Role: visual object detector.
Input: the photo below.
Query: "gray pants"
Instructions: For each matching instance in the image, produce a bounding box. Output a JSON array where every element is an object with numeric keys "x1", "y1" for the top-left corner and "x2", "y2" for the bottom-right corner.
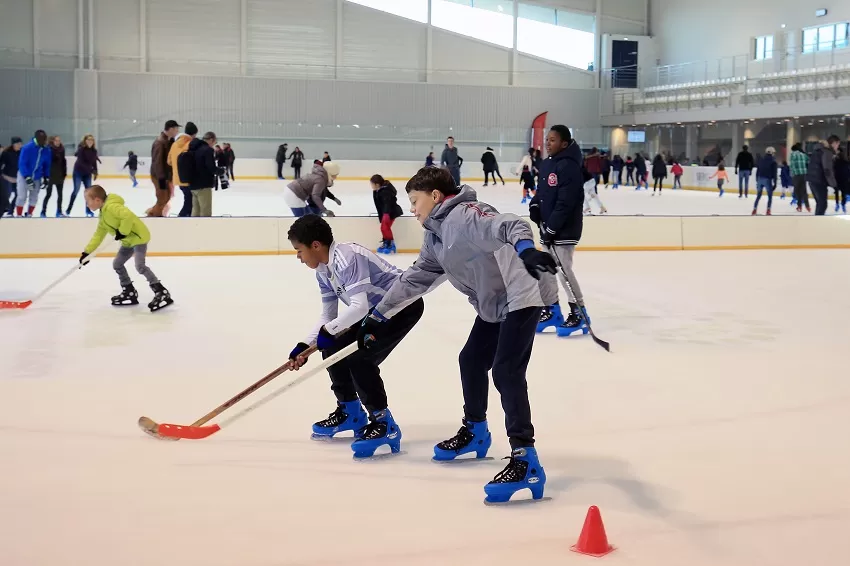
[
  {"x1": 114, "y1": 244, "x2": 159, "y2": 287},
  {"x1": 547, "y1": 244, "x2": 584, "y2": 306},
  {"x1": 16, "y1": 173, "x2": 40, "y2": 207}
]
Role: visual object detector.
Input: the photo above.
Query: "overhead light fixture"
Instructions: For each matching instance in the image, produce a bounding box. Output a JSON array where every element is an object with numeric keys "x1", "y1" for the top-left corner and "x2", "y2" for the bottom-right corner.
[
  {"x1": 632, "y1": 124, "x2": 637, "y2": 126},
  {"x1": 781, "y1": 24, "x2": 786, "y2": 28},
  {"x1": 819, "y1": 119, "x2": 824, "y2": 122},
  {"x1": 624, "y1": 37, "x2": 629, "y2": 41},
  {"x1": 676, "y1": 122, "x2": 682, "y2": 125},
  {"x1": 793, "y1": 116, "x2": 800, "y2": 119}
]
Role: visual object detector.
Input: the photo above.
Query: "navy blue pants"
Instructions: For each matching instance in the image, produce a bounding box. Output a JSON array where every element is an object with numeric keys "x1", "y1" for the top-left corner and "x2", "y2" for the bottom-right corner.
[{"x1": 458, "y1": 306, "x2": 541, "y2": 448}]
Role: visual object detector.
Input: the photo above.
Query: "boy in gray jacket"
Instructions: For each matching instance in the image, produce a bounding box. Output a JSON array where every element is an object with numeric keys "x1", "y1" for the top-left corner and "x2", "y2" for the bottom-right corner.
[{"x1": 357, "y1": 166, "x2": 557, "y2": 504}]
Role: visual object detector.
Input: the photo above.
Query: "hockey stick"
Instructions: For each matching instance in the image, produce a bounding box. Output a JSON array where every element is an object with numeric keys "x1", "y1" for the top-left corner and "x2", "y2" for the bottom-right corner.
[
  {"x1": 138, "y1": 341, "x2": 359, "y2": 440},
  {"x1": 0, "y1": 248, "x2": 103, "y2": 310},
  {"x1": 546, "y1": 244, "x2": 610, "y2": 352}
]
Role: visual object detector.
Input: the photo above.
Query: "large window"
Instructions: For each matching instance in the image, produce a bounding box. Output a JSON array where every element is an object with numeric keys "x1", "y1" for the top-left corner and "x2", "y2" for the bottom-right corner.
[
  {"x1": 346, "y1": 0, "x2": 428, "y2": 23},
  {"x1": 754, "y1": 35, "x2": 774, "y2": 60},
  {"x1": 802, "y1": 22, "x2": 849, "y2": 53},
  {"x1": 431, "y1": 0, "x2": 514, "y2": 49},
  {"x1": 517, "y1": 3, "x2": 595, "y2": 69}
]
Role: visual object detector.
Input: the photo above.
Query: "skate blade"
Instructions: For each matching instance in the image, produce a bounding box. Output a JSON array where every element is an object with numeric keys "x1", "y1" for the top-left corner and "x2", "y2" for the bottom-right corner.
[
  {"x1": 352, "y1": 450, "x2": 407, "y2": 462},
  {"x1": 149, "y1": 299, "x2": 174, "y2": 312},
  {"x1": 483, "y1": 496, "x2": 553, "y2": 507},
  {"x1": 310, "y1": 434, "x2": 357, "y2": 443},
  {"x1": 432, "y1": 456, "x2": 495, "y2": 465}
]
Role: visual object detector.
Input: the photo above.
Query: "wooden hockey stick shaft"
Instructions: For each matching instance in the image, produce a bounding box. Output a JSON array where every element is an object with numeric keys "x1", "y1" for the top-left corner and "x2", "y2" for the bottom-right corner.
[
  {"x1": 187, "y1": 344, "x2": 319, "y2": 427},
  {"x1": 0, "y1": 247, "x2": 104, "y2": 309}
]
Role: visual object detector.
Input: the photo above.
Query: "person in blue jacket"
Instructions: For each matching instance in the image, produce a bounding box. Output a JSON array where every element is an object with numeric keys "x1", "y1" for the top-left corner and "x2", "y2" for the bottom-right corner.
[
  {"x1": 529, "y1": 125, "x2": 592, "y2": 337},
  {"x1": 16, "y1": 130, "x2": 51, "y2": 217},
  {"x1": 753, "y1": 147, "x2": 778, "y2": 215}
]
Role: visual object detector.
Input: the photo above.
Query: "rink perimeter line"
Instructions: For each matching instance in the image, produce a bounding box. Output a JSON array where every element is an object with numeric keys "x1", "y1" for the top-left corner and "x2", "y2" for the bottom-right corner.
[{"x1": 5, "y1": 244, "x2": 850, "y2": 259}]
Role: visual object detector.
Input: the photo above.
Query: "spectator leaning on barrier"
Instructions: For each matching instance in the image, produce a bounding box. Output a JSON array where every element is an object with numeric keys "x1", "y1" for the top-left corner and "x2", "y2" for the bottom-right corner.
[
  {"x1": 148, "y1": 119, "x2": 180, "y2": 217},
  {"x1": 806, "y1": 135, "x2": 840, "y2": 216}
]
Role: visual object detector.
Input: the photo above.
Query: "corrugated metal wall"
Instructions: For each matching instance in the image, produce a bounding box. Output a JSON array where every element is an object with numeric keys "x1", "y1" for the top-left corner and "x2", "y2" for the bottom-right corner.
[
  {"x1": 0, "y1": 68, "x2": 75, "y2": 144},
  {"x1": 95, "y1": 0, "x2": 141, "y2": 72},
  {"x1": 246, "y1": 0, "x2": 336, "y2": 79},
  {"x1": 340, "y1": 2, "x2": 426, "y2": 83},
  {"x1": 147, "y1": 0, "x2": 240, "y2": 75}
]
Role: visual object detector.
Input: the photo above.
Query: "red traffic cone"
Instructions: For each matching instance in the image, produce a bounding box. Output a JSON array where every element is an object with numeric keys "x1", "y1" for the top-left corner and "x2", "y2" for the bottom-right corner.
[{"x1": 570, "y1": 506, "x2": 615, "y2": 557}]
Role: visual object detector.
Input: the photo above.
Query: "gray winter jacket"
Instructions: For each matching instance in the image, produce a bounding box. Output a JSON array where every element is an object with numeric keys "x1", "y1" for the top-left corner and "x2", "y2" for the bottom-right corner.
[
  {"x1": 375, "y1": 186, "x2": 557, "y2": 323},
  {"x1": 806, "y1": 144, "x2": 837, "y2": 188},
  {"x1": 441, "y1": 145, "x2": 463, "y2": 169},
  {"x1": 287, "y1": 164, "x2": 331, "y2": 212}
]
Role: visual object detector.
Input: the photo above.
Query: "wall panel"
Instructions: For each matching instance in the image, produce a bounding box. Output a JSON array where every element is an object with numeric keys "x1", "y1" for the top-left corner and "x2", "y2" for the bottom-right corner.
[
  {"x1": 246, "y1": 0, "x2": 336, "y2": 79},
  {"x1": 430, "y1": 29, "x2": 510, "y2": 86},
  {"x1": 0, "y1": 0, "x2": 35, "y2": 67},
  {"x1": 94, "y1": 0, "x2": 140, "y2": 72},
  {"x1": 340, "y1": 2, "x2": 426, "y2": 82},
  {"x1": 37, "y1": 0, "x2": 79, "y2": 69}
]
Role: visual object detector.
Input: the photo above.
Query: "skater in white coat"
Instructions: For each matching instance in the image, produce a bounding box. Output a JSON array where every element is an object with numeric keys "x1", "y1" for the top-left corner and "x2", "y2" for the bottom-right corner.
[{"x1": 582, "y1": 176, "x2": 607, "y2": 215}]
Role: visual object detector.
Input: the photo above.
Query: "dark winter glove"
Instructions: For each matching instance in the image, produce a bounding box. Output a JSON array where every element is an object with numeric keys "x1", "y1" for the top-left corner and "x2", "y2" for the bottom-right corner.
[
  {"x1": 41, "y1": 178, "x2": 50, "y2": 190},
  {"x1": 540, "y1": 227, "x2": 556, "y2": 247},
  {"x1": 25, "y1": 177, "x2": 35, "y2": 190},
  {"x1": 529, "y1": 204, "x2": 541, "y2": 226},
  {"x1": 332, "y1": 197, "x2": 342, "y2": 206},
  {"x1": 79, "y1": 252, "x2": 90, "y2": 265},
  {"x1": 289, "y1": 342, "x2": 310, "y2": 363},
  {"x1": 316, "y1": 326, "x2": 336, "y2": 351},
  {"x1": 516, "y1": 241, "x2": 556, "y2": 280},
  {"x1": 114, "y1": 230, "x2": 126, "y2": 241},
  {"x1": 357, "y1": 310, "x2": 387, "y2": 350}
]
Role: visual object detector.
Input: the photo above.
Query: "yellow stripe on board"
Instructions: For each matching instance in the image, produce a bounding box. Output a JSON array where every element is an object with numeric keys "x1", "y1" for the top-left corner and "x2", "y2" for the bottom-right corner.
[{"x1": 4, "y1": 244, "x2": 850, "y2": 260}]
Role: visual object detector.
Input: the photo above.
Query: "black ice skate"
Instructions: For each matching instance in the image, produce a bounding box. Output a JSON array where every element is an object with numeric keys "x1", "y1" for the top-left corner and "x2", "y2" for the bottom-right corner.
[
  {"x1": 111, "y1": 284, "x2": 139, "y2": 306},
  {"x1": 148, "y1": 282, "x2": 173, "y2": 312}
]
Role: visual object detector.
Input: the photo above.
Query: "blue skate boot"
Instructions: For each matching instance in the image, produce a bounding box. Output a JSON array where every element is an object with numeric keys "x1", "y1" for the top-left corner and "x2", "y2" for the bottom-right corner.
[
  {"x1": 536, "y1": 304, "x2": 564, "y2": 333},
  {"x1": 351, "y1": 408, "x2": 402, "y2": 459},
  {"x1": 381, "y1": 240, "x2": 397, "y2": 254},
  {"x1": 433, "y1": 419, "x2": 492, "y2": 462},
  {"x1": 311, "y1": 400, "x2": 368, "y2": 440},
  {"x1": 376, "y1": 241, "x2": 388, "y2": 254},
  {"x1": 484, "y1": 447, "x2": 546, "y2": 504},
  {"x1": 556, "y1": 303, "x2": 589, "y2": 337}
]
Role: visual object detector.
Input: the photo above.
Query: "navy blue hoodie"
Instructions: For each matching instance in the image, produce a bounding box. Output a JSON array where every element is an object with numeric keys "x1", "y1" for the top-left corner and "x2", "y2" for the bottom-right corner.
[
  {"x1": 756, "y1": 154, "x2": 778, "y2": 187},
  {"x1": 529, "y1": 140, "x2": 584, "y2": 245}
]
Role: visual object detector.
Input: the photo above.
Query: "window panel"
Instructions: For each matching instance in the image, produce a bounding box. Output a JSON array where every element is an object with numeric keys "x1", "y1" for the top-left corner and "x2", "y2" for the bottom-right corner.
[
  {"x1": 517, "y1": 16, "x2": 594, "y2": 69},
  {"x1": 803, "y1": 28, "x2": 817, "y2": 53},
  {"x1": 518, "y1": 3, "x2": 555, "y2": 24},
  {"x1": 431, "y1": 0, "x2": 514, "y2": 48},
  {"x1": 818, "y1": 24, "x2": 834, "y2": 51},
  {"x1": 346, "y1": 0, "x2": 428, "y2": 23}
]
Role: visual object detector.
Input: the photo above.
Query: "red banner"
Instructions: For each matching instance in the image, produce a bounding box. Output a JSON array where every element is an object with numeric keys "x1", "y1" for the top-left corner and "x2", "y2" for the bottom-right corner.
[{"x1": 530, "y1": 112, "x2": 548, "y2": 152}]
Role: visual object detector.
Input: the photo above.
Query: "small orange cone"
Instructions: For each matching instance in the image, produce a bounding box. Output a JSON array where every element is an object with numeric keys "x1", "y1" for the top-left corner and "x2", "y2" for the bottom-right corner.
[{"x1": 570, "y1": 505, "x2": 615, "y2": 557}]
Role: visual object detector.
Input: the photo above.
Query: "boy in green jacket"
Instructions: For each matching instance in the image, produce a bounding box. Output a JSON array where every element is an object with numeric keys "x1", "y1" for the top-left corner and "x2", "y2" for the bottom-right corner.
[{"x1": 80, "y1": 185, "x2": 174, "y2": 311}]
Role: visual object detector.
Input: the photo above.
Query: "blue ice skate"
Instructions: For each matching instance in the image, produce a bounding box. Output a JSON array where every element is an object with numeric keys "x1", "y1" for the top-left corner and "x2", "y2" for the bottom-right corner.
[
  {"x1": 433, "y1": 419, "x2": 492, "y2": 462},
  {"x1": 791, "y1": 198, "x2": 797, "y2": 206},
  {"x1": 351, "y1": 408, "x2": 402, "y2": 459},
  {"x1": 311, "y1": 400, "x2": 368, "y2": 440},
  {"x1": 378, "y1": 240, "x2": 397, "y2": 254},
  {"x1": 484, "y1": 447, "x2": 546, "y2": 504},
  {"x1": 556, "y1": 304, "x2": 589, "y2": 337},
  {"x1": 536, "y1": 304, "x2": 564, "y2": 333},
  {"x1": 521, "y1": 196, "x2": 527, "y2": 204},
  {"x1": 719, "y1": 189, "x2": 724, "y2": 197}
]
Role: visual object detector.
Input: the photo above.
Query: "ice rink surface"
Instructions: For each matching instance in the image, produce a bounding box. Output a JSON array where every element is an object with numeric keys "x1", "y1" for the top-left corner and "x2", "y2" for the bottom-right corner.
[
  {"x1": 53, "y1": 176, "x2": 850, "y2": 218},
  {"x1": 2, "y1": 250, "x2": 850, "y2": 566}
]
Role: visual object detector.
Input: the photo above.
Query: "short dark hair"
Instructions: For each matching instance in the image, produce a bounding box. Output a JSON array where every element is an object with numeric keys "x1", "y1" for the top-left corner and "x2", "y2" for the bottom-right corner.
[
  {"x1": 549, "y1": 125, "x2": 572, "y2": 144},
  {"x1": 743, "y1": 145, "x2": 749, "y2": 151},
  {"x1": 370, "y1": 174, "x2": 385, "y2": 185},
  {"x1": 86, "y1": 184, "x2": 107, "y2": 201},
  {"x1": 405, "y1": 166, "x2": 460, "y2": 196},
  {"x1": 287, "y1": 215, "x2": 333, "y2": 247},
  {"x1": 203, "y1": 131, "x2": 216, "y2": 141},
  {"x1": 447, "y1": 136, "x2": 454, "y2": 141},
  {"x1": 827, "y1": 134, "x2": 841, "y2": 144},
  {"x1": 791, "y1": 142, "x2": 802, "y2": 152}
]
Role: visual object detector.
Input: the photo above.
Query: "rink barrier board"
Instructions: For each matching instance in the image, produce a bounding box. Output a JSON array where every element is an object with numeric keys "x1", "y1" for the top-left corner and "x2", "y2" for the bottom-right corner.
[
  {"x1": 3, "y1": 216, "x2": 850, "y2": 259},
  {"x1": 58, "y1": 157, "x2": 806, "y2": 194}
]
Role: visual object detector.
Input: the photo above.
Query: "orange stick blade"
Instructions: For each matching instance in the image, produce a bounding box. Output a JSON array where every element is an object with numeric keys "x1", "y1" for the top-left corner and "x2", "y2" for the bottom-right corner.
[
  {"x1": 0, "y1": 300, "x2": 32, "y2": 310},
  {"x1": 157, "y1": 423, "x2": 221, "y2": 440}
]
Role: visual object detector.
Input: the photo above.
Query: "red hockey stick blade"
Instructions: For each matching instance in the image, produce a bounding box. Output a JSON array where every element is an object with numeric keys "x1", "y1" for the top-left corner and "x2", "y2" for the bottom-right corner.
[
  {"x1": 157, "y1": 422, "x2": 221, "y2": 440},
  {"x1": 0, "y1": 300, "x2": 32, "y2": 310}
]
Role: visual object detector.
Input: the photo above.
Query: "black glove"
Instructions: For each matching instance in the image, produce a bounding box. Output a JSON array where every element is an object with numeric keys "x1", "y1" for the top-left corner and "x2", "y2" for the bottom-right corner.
[
  {"x1": 357, "y1": 312, "x2": 387, "y2": 350},
  {"x1": 540, "y1": 227, "x2": 555, "y2": 247},
  {"x1": 25, "y1": 177, "x2": 35, "y2": 190},
  {"x1": 529, "y1": 204, "x2": 541, "y2": 226},
  {"x1": 114, "y1": 230, "x2": 126, "y2": 241},
  {"x1": 41, "y1": 178, "x2": 50, "y2": 190},
  {"x1": 289, "y1": 342, "x2": 310, "y2": 363},
  {"x1": 519, "y1": 248, "x2": 557, "y2": 280},
  {"x1": 79, "y1": 252, "x2": 90, "y2": 265}
]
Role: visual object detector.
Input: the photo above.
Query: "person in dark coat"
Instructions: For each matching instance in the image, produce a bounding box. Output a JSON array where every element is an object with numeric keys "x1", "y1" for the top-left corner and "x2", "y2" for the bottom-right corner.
[
  {"x1": 42, "y1": 135, "x2": 67, "y2": 217},
  {"x1": 188, "y1": 131, "x2": 219, "y2": 217},
  {"x1": 611, "y1": 154, "x2": 624, "y2": 188},
  {"x1": 276, "y1": 143, "x2": 289, "y2": 179},
  {"x1": 290, "y1": 146, "x2": 305, "y2": 179},
  {"x1": 222, "y1": 143, "x2": 235, "y2": 181},
  {"x1": 753, "y1": 147, "x2": 779, "y2": 215},
  {"x1": 322, "y1": 151, "x2": 332, "y2": 163},
  {"x1": 123, "y1": 151, "x2": 139, "y2": 187},
  {"x1": 833, "y1": 146, "x2": 850, "y2": 214},
  {"x1": 425, "y1": 152, "x2": 435, "y2": 167},
  {"x1": 480, "y1": 147, "x2": 504, "y2": 186},
  {"x1": 69, "y1": 134, "x2": 100, "y2": 217},
  {"x1": 634, "y1": 153, "x2": 648, "y2": 190},
  {"x1": 370, "y1": 174, "x2": 403, "y2": 253},
  {"x1": 806, "y1": 137, "x2": 840, "y2": 216},
  {"x1": 651, "y1": 154, "x2": 667, "y2": 194},
  {"x1": 734, "y1": 144, "x2": 755, "y2": 198},
  {"x1": 0, "y1": 136, "x2": 22, "y2": 217},
  {"x1": 601, "y1": 152, "x2": 611, "y2": 188}
]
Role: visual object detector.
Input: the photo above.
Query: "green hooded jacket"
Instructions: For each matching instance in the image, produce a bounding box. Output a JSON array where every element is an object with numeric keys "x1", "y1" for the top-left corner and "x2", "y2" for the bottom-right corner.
[{"x1": 85, "y1": 194, "x2": 151, "y2": 253}]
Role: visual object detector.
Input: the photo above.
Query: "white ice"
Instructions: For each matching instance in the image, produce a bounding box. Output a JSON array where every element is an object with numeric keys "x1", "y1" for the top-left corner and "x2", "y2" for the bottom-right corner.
[
  {"x1": 52, "y1": 177, "x2": 849, "y2": 218},
  {"x1": 2, "y1": 251, "x2": 850, "y2": 566}
]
